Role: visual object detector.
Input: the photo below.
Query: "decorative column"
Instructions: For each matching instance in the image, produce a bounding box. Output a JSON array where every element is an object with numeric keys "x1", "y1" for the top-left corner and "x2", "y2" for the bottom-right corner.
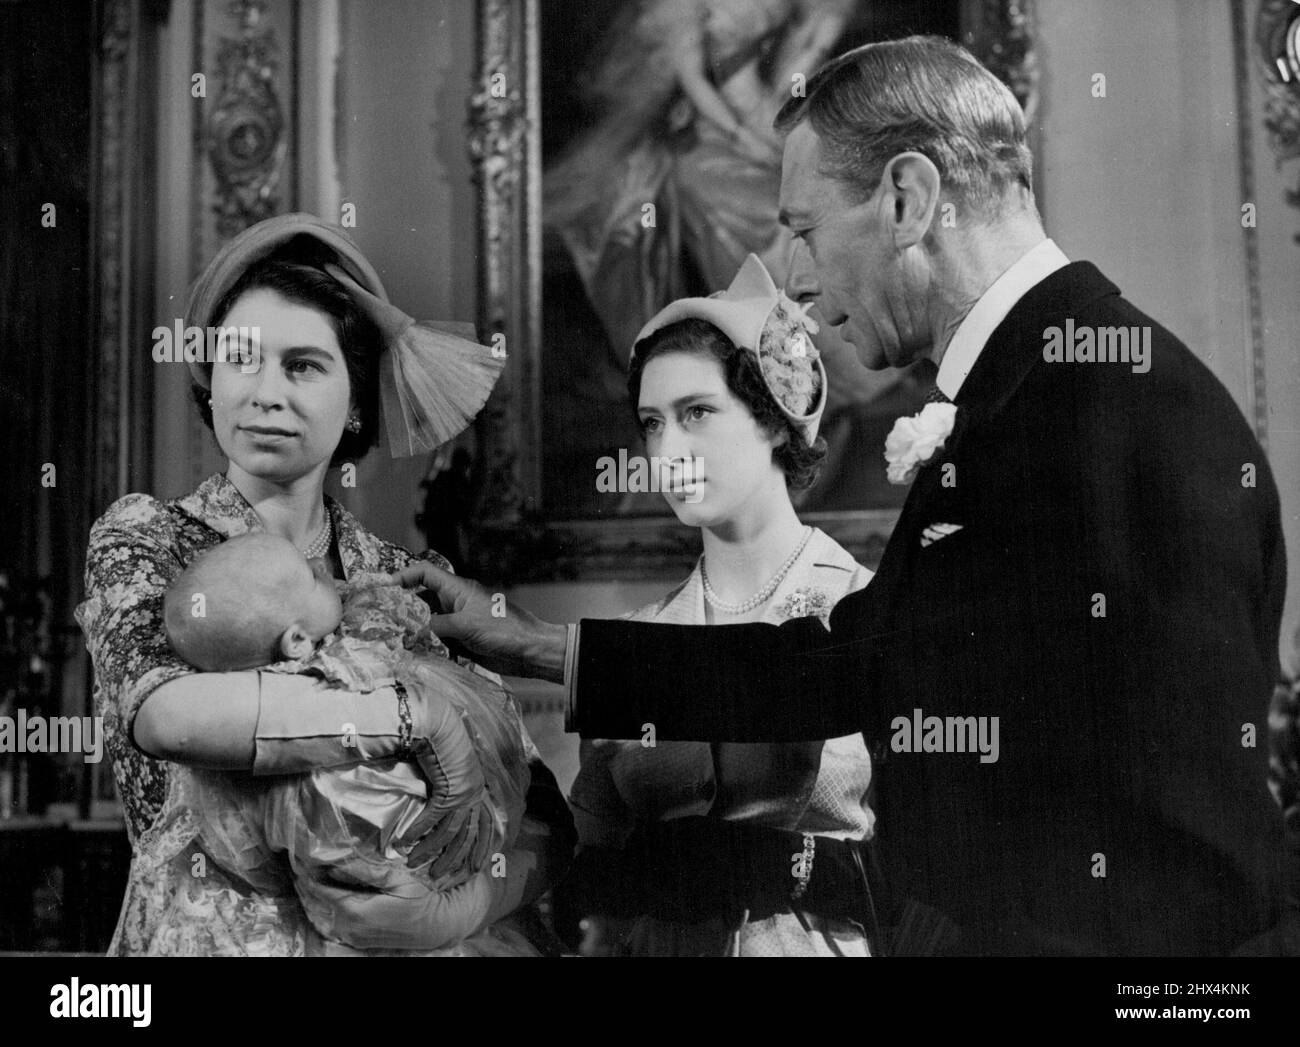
[{"x1": 205, "y1": 0, "x2": 289, "y2": 240}]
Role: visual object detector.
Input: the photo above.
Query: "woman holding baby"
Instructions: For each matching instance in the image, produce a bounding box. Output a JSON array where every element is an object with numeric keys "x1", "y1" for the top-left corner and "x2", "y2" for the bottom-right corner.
[{"x1": 76, "y1": 214, "x2": 574, "y2": 955}]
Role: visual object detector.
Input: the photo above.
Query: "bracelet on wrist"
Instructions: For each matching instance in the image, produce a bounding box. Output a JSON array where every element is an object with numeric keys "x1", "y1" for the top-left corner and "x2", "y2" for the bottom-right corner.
[
  {"x1": 393, "y1": 679, "x2": 414, "y2": 758},
  {"x1": 791, "y1": 832, "x2": 815, "y2": 902}
]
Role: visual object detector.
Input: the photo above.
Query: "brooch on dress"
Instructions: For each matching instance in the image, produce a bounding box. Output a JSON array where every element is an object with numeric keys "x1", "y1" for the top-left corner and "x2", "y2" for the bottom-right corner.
[{"x1": 775, "y1": 587, "x2": 834, "y2": 625}]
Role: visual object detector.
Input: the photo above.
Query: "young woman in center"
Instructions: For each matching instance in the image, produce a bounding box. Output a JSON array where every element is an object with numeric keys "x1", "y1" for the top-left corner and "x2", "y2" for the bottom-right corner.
[{"x1": 563, "y1": 254, "x2": 878, "y2": 956}]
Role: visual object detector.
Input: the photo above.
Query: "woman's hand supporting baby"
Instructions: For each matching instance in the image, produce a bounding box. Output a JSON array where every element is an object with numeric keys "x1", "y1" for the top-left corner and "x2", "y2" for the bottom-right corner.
[
  {"x1": 298, "y1": 773, "x2": 573, "y2": 952},
  {"x1": 295, "y1": 852, "x2": 507, "y2": 951},
  {"x1": 255, "y1": 671, "x2": 503, "y2": 878}
]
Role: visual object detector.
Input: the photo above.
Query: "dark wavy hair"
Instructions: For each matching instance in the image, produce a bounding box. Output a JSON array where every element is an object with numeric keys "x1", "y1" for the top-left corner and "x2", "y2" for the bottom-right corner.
[
  {"x1": 627, "y1": 318, "x2": 827, "y2": 490},
  {"x1": 191, "y1": 244, "x2": 384, "y2": 467}
]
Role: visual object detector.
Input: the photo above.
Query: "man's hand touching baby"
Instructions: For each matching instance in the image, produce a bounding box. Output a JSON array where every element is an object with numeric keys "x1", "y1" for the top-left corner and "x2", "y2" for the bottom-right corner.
[{"x1": 385, "y1": 562, "x2": 569, "y2": 683}]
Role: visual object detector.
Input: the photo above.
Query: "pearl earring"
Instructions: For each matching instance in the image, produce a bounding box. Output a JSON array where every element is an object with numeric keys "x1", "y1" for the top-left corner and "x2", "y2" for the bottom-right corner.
[{"x1": 346, "y1": 415, "x2": 362, "y2": 433}]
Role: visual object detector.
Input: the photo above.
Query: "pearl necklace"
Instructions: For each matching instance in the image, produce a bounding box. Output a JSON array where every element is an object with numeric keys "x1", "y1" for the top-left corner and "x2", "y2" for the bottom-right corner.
[
  {"x1": 702, "y1": 526, "x2": 812, "y2": 615},
  {"x1": 301, "y1": 509, "x2": 333, "y2": 560}
]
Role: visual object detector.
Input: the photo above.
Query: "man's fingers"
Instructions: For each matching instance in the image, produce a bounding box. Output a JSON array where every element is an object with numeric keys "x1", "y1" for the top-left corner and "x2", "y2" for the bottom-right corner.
[
  {"x1": 425, "y1": 611, "x2": 471, "y2": 643},
  {"x1": 387, "y1": 563, "x2": 435, "y2": 590},
  {"x1": 388, "y1": 562, "x2": 461, "y2": 594}
]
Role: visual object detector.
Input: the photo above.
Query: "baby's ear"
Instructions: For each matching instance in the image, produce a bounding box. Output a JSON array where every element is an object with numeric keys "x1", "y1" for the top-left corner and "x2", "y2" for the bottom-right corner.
[{"x1": 279, "y1": 623, "x2": 315, "y2": 661}]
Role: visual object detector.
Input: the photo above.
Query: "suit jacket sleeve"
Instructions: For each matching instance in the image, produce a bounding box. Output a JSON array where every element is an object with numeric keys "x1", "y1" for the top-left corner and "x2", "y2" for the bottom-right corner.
[{"x1": 572, "y1": 586, "x2": 883, "y2": 741}]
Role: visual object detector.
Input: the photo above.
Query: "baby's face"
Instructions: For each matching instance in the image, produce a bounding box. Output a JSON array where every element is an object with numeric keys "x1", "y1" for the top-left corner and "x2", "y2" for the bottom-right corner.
[
  {"x1": 287, "y1": 555, "x2": 345, "y2": 641},
  {"x1": 166, "y1": 533, "x2": 346, "y2": 671}
]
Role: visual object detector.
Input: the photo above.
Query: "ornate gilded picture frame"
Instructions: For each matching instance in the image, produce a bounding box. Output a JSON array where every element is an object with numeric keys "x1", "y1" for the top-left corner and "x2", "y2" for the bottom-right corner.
[{"x1": 466, "y1": 0, "x2": 1038, "y2": 583}]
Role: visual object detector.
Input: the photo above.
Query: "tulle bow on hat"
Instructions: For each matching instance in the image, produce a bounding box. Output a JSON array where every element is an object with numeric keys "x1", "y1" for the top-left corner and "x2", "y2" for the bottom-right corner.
[
  {"x1": 631, "y1": 254, "x2": 827, "y2": 444},
  {"x1": 185, "y1": 213, "x2": 504, "y2": 456}
]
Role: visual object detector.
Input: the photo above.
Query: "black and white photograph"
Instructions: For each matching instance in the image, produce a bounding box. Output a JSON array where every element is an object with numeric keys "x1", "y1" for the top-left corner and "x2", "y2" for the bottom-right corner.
[{"x1": 2, "y1": 0, "x2": 1299, "y2": 1025}]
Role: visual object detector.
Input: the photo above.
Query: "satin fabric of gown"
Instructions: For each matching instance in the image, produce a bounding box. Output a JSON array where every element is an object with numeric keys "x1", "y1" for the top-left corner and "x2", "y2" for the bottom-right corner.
[{"x1": 154, "y1": 578, "x2": 536, "y2": 956}]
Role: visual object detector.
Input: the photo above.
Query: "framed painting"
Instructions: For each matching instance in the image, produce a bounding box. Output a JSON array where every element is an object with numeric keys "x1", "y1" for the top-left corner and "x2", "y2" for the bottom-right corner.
[{"x1": 466, "y1": 0, "x2": 1038, "y2": 582}]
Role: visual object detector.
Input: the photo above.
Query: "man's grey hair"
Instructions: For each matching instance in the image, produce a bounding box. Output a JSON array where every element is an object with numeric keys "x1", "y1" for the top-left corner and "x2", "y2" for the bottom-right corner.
[{"x1": 775, "y1": 35, "x2": 1034, "y2": 217}]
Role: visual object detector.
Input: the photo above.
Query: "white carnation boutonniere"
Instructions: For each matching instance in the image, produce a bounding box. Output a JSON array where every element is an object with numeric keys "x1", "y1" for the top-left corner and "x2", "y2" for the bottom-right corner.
[{"x1": 884, "y1": 402, "x2": 958, "y2": 485}]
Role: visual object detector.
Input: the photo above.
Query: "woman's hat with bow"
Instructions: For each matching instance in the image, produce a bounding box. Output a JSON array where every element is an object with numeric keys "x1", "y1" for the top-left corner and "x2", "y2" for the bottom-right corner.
[
  {"x1": 185, "y1": 212, "x2": 504, "y2": 457},
  {"x1": 630, "y1": 254, "x2": 828, "y2": 444}
]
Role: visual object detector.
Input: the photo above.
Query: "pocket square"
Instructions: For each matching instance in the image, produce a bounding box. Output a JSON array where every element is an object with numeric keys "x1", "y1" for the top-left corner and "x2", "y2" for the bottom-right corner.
[{"x1": 920, "y1": 523, "x2": 963, "y2": 548}]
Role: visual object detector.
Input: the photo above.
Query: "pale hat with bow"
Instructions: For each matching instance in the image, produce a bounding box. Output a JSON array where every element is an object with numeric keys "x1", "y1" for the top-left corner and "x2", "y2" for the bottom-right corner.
[
  {"x1": 631, "y1": 254, "x2": 828, "y2": 444},
  {"x1": 185, "y1": 212, "x2": 504, "y2": 456}
]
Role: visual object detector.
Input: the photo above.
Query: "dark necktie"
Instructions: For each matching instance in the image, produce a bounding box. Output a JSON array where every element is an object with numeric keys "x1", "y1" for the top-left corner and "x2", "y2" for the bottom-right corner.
[{"x1": 925, "y1": 384, "x2": 953, "y2": 405}]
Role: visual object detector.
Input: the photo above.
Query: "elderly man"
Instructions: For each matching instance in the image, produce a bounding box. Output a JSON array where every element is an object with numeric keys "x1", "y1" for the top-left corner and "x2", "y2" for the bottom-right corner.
[{"x1": 399, "y1": 36, "x2": 1290, "y2": 955}]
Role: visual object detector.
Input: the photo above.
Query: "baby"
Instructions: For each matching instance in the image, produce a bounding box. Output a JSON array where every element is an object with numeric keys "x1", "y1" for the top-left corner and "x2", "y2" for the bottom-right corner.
[{"x1": 159, "y1": 532, "x2": 533, "y2": 955}]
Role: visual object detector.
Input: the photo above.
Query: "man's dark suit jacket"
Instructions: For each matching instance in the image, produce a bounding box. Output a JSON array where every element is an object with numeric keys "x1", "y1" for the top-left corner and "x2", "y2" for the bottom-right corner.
[{"x1": 570, "y1": 262, "x2": 1290, "y2": 955}]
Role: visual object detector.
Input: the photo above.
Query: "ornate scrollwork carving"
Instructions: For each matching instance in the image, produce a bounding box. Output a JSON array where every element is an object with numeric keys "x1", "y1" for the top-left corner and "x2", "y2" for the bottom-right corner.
[
  {"x1": 467, "y1": 39, "x2": 526, "y2": 200},
  {"x1": 964, "y1": 0, "x2": 1038, "y2": 125},
  {"x1": 93, "y1": 0, "x2": 135, "y2": 515},
  {"x1": 206, "y1": 0, "x2": 286, "y2": 240},
  {"x1": 467, "y1": 0, "x2": 535, "y2": 572},
  {"x1": 467, "y1": 2, "x2": 527, "y2": 517},
  {"x1": 1256, "y1": 0, "x2": 1300, "y2": 235}
]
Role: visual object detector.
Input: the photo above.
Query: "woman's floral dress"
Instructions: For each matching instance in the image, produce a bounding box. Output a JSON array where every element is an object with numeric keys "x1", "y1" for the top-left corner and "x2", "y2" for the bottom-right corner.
[{"x1": 75, "y1": 472, "x2": 503, "y2": 955}]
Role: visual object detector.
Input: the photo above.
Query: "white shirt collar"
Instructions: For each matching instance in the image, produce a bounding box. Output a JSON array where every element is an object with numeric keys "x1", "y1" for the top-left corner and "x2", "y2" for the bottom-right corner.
[{"x1": 934, "y1": 238, "x2": 1071, "y2": 399}]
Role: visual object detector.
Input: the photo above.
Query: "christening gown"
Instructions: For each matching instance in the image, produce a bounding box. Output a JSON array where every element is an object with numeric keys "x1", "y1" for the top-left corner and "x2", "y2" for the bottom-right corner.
[
  {"x1": 568, "y1": 527, "x2": 877, "y2": 956},
  {"x1": 157, "y1": 577, "x2": 535, "y2": 956},
  {"x1": 77, "y1": 473, "x2": 545, "y2": 956}
]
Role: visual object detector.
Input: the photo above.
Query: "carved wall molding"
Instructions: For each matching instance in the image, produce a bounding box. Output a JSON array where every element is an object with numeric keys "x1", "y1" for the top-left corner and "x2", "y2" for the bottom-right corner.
[
  {"x1": 467, "y1": 0, "x2": 544, "y2": 581},
  {"x1": 468, "y1": 1, "x2": 1038, "y2": 583},
  {"x1": 962, "y1": 0, "x2": 1038, "y2": 126},
  {"x1": 91, "y1": 0, "x2": 131, "y2": 518},
  {"x1": 206, "y1": 0, "x2": 287, "y2": 239},
  {"x1": 1255, "y1": 0, "x2": 1300, "y2": 237},
  {"x1": 1234, "y1": 0, "x2": 1270, "y2": 449},
  {"x1": 88, "y1": 0, "x2": 168, "y2": 813},
  {"x1": 91, "y1": 0, "x2": 164, "y2": 516}
]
